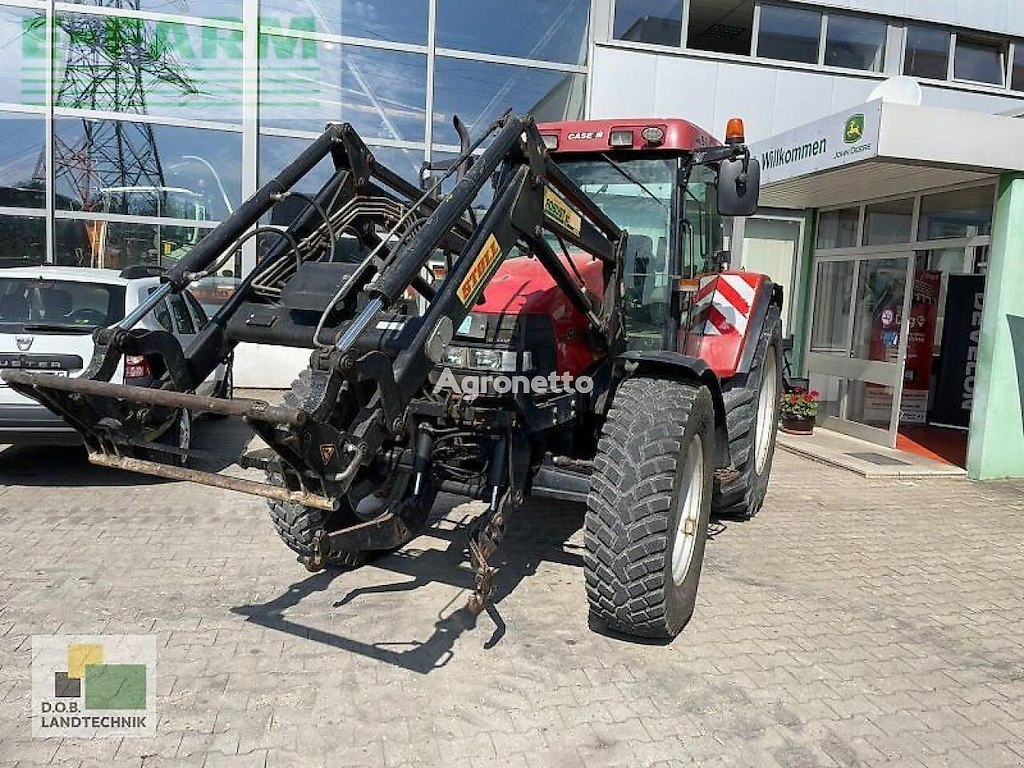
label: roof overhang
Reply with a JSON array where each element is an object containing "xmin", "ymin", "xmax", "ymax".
[{"xmin": 749, "ymin": 100, "xmax": 1024, "ymax": 209}]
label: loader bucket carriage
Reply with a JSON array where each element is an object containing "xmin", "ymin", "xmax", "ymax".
[{"xmin": 4, "ymin": 114, "xmax": 781, "ymax": 638}]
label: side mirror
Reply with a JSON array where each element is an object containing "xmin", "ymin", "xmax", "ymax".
[{"xmin": 717, "ymin": 156, "xmax": 760, "ymax": 217}]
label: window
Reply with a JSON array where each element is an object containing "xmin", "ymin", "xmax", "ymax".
[
  {"xmin": 437, "ymin": 0, "xmax": 590, "ymax": 65},
  {"xmin": 259, "ymin": 39, "xmax": 427, "ymax": 142},
  {"xmin": 1, "ymin": 6, "xmax": 46, "ymax": 107},
  {"xmin": 53, "ymin": 14, "xmax": 244, "ymax": 122},
  {"xmin": 68, "ymin": 1, "xmax": 241, "ymax": 19},
  {"xmin": 260, "ymin": 0, "xmax": 428, "ymax": 45},
  {"xmin": 918, "ymin": 186, "xmax": 995, "ymax": 241},
  {"xmin": 432, "ymin": 58, "xmax": 585, "ymax": 146},
  {"xmin": 0, "ymin": 113, "xmax": 45, "ymax": 210},
  {"xmin": 825, "ymin": 14, "xmax": 887, "ymax": 72},
  {"xmin": 169, "ymin": 295, "xmax": 196, "ymax": 335},
  {"xmin": 953, "ymin": 34, "xmax": 1006, "ymax": 86},
  {"xmin": 613, "ymin": 0, "xmax": 682, "ymax": 47},
  {"xmin": 54, "ymin": 119, "xmax": 242, "ymax": 220},
  {"xmin": 810, "ymin": 260, "xmax": 855, "ymax": 353},
  {"xmin": 862, "ymin": 198, "xmax": 913, "ymax": 246},
  {"xmin": 0, "ymin": 277, "xmax": 126, "ymax": 331},
  {"xmin": 153, "ymin": 299, "xmax": 173, "ymax": 333},
  {"xmin": 756, "ymin": 5, "xmax": 822, "ymax": 65},
  {"xmin": 686, "ymin": 0, "xmax": 754, "ymax": 56},
  {"xmin": 0, "ymin": 216, "xmax": 46, "ymax": 266},
  {"xmin": 1012, "ymin": 42, "xmax": 1024, "ymax": 91},
  {"xmin": 904, "ymin": 25, "xmax": 950, "ymax": 80},
  {"xmin": 816, "ymin": 208, "xmax": 858, "ymax": 250},
  {"xmin": 183, "ymin": 291, "xmax": 209, "ymax": 330}
]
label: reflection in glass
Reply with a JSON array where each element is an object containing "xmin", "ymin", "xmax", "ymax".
[
  {"xmin": 1013, "ymin": 42, "xmax": 1024, "ymax": 91},
  {"xmin": 757, "ymin": 5, "xmax": 821, "ymax": 64},
  {"xmin": 851, "ymin": 257, "xmax": 907, "ymax": 362},
  {"xmin": 824, "ymin": 14, "xmax": 886, "ymax": 72},
  {"xmin": 0, "ymin": 6, "xmax": 47, "ymax": 106},
  {"xmin": 862, "ymin": 198, "xmax": 913, "ymax": 246},
  {"xmin": 808, "ymin": 371, "xmax": 842, "ymax": 420},
  {"xmin": 816, "ymin": 207, "xmax": 858, "ymax": 249},
  {"xmin": 260, "ymin": 39, "xmax": 427, "ymax": 141},
  {"xmin": 63, "ymin": 1, "xmax": 241, "ymax": 20},
  {"xmin": 260, "ymin": 0, "xmax": 428, "ymax": 44},
  {"xmin": 0, "ymin": 215, "xmax": 46, "ymax": 266},
  {"xmin": 259, "ymin": 136, "xmax": 424, "ymax": 256},
  {"xmin": 809, "ymin": 260, "xmax": 854, "ymax": 353},
  {"xmin": 846, "ymin": 379, "xmax": 895, "ymax": 429},
  {"xmin": 918, "ymin": 186, "xmax": 994, "ymax": 241},
  {"xmin": 259, "ymin": 134, "xmax": 337, "ymax": 228},
  {"xmin": 54, "ymin": 13, "xmax": 243, "ymax": 122},
  {"xmin": 613, "ymin": 0, "xmax": 682, "ymax": 47},
  {"xmin": 687, "ymin": 0, "xmax": 754, "ymax": 56},
  {"xmin": 954, "ymin": 35, "xmax": 1005, "ymax": 85},
  {"xmin": 0, "ymin": 113, "xmax": 46, "ymax": 209},
  {"xmin": 54, "ymin": 118, "xmax": 241, "ymax": 220},
  {"xmin": 433, "ymin": 58, "xmax": 585, "ymax": 145},
  {"xmin": 56, "ymin": 216, "xmax": 216, "ymax": 271},
  {"xmin": 437, "ymin": 0, "xmax": 590, "ymax": 65},
  {"xmin": 904, "ymin": 25, "xmax": 950, "ymax": 80}
]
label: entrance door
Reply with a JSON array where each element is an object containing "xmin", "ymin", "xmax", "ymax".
[{"xmin": 805, "ymin": 253, "xmax": 913, "ymax": 446}]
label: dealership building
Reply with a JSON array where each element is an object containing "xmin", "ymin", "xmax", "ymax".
[{"xmin": 1, "ymin": 0, "xmax": 1022, "ymax": 478}]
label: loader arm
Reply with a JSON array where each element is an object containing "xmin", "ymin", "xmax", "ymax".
[{"xmin": 3, "ymin": 115, "xmax": 626, "ymax": 512}]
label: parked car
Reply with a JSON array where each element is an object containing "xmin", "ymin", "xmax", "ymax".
[{"xmin": 0, "ymin": 266, "xmax": 232, "ymax": 451}]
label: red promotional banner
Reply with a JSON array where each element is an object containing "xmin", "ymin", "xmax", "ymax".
[{"xmin": 900, "ymin": 270, "xmax": 941, "ymax": 424}]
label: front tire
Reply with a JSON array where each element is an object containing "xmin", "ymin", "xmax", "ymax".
[
  {"xmin": 713, "ymin": 307, "xmax": 782, "ymax": 520},
  {"xmin": 585, "ymin": 377, "xmax": 715, "ymax": 639}
]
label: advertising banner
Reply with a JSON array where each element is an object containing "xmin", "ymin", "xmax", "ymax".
[
  {"xmin": 899, "ymin": 270, "xmax": 941, "ymax": 424},
  {"xmin": 932, "ymin": 275, "xmax": 986, "ymax": 428},
  {"xmin": 748, "ymin": 100, "xmax": 883, "ymax": 185}
]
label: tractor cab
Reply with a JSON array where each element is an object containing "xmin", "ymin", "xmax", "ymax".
[{"xmin": 539, "ymin": 118, "xmax": 760, "ymax": 367}]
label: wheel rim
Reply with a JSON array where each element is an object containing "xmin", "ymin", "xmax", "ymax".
[
  {"xmin": 754, "ymin": 347, "xmax": 778, "ymax": 476},
  {"xmin": 671, "ymin": 435, "xmax": 705, "ymax": 586}
]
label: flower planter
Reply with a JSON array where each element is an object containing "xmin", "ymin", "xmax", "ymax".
[{"xmin": 780, "ymin": 413, "xmax": 815, "ymax": 435}]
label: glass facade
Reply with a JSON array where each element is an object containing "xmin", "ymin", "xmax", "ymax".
[{"xmin": 0, "ymin": 0, "xmax": 589, "ymax": 270}]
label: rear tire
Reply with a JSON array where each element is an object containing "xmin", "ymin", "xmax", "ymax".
[
  {"xmin": 585, "ymin": 377, "xmax": 715, "ymax": 639},
  {"xmin": 713, "ymin": 306, "xmax": 782, "ymax": 520}
]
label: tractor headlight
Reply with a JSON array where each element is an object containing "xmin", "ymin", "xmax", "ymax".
[
  {"xmin": 443, "ymin": 346, "xmax": 533, "ymax": 373},
  {"xmin": 444, "ymin": 346, "xmax": 469, "ymax": 368}
]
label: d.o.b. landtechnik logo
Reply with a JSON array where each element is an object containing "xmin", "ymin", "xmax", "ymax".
[{"xmin": 32, "ymin": 635, "xmax": 156, "ymax": 737}]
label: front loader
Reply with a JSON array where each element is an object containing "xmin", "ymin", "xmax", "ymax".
[{"xmin": 4, "ymin": 113, "xmax": 780, "ymax": 639}]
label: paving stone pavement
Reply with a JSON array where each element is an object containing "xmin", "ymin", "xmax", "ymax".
[{"xmin": 0, "ymin": 425, "xmax": 1023, "ymax": 768}]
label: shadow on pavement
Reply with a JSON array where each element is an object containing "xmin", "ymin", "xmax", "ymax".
[{"xmin": 232, "ymin": 500, "xmax": 584, "ymax": 673}]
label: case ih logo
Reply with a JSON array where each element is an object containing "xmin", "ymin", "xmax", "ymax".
[{"xmin": 566, "ymin": 131, "xmax": 604, "ymax": 141}]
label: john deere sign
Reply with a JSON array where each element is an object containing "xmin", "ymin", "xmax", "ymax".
[
  {"xmin": 844, "ymin": 114, "xmax": 865, "ymax": 144},
  {"xmin": 751, "ymin": 100, "xmax": 882, "ymax": 185}
]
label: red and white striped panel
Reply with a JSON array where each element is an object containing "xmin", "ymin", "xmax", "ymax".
[{"xmin": 689, "ymin": 273, "xmax": 759, "ymax": 336}]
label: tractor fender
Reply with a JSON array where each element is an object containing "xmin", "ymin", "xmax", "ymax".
[
  {"xmin": 615, "ymin": 351, "xmax": 731, "ymax": 470},
  {"xmin": 735, "ymin": 279, "xmax": 784, "ymax": 376}
]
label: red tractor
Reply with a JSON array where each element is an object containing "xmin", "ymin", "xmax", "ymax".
[{"xmin": 6, "ymin": 113, "xmax": 781, "ymax": 640}]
